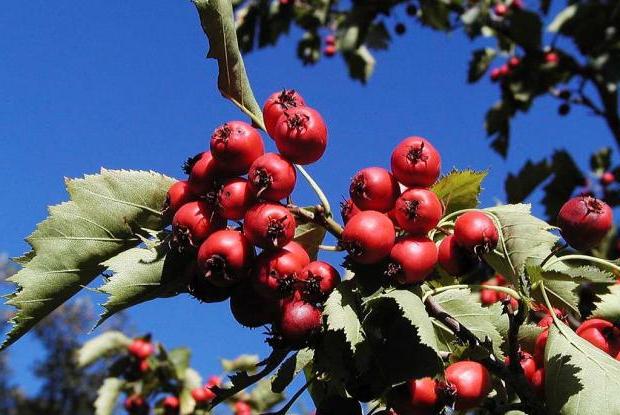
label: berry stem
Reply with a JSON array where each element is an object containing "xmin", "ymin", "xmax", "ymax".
[
  {"xmin": 318, "ymin": 244, "xmax": 343, "ymax": 251},
  {"xmin": 422, "ymin": 284, "xmax": 521, "ymax": 303},
  {"xmin": 295, "ymin": 164, "xmax": 332, "ymax": 216},
  {"xmin": 542, "ymin": 254, "xmax": 620, "ymax": 273}
]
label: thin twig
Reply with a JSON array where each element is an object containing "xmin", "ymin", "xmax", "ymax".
[{"xmin": 261, "ymin": 379, "xmax": 312, "ymax": 415}]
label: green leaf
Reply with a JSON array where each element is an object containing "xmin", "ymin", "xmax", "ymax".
[
  {"xmin": 343, "ymin": 46, "xmax": 376, "ymax": 84},
  {"xmin": 431, "ymin": 169, "xmax": 487, "ymax": 215},
  {"xmin": 505, "ymin": 158, "xmax": 553, "ymax": 203},
  {"xmin": 180, "ymin": 368, "xmax": 202, "ymax": 415},
  {"xmin": 548, "ymin": 5, "xmax": 577, "ymax": 32},
  {"xmin": 292, "ymin": 207, "xmax": 327, "ymax": 260},
  {"xmin": 592, "ymin": 284, "xmax": 620, "ymax": 321},
  {"xmin": 193, "ymin": 0, "xmax": 263, "ymax": 125},
  {"xmin": 169, "ymin": 347, "xmax": 192, "ymax": 380},
  {"xmin": 77, "ymin": 330, "xmax": 132, "ymax": 367},
  {"xmin": 96, "ymin": 244, "xmax": 187, "ymax": 328},
  {"xmin": 590, "ymin": 147, "xmax": 612, "ymax": 174},
  {"xmin": 271, "ymin": 348, "xmax": 314, "ymax": 393},
  {"xmin": 507, "ymin": 9, "xmax": 542, "ymax": 50},
  {"xmin": 433, "ymin": 288, "xmax": 504, "ymax": 357},
  {"xmin": 221, "ymin": 354, "xmax": 260, "ymax": 373},
  {"xmin": 323, "ymin": 280, "xmax": 364, "ymax": 353},
  {"xmin": 545, "ymin": 322, "xmax": 620, "ymax": 414},
  {"xmin": 249, "ymin": 378, "xmax": 285, "ymax": 412},
  {"xmin": 366, "ymin": 22, "xmax": 391, "ymax": 50},
  {"xmin": 419, "ymin": 0, "xmax": 451, "ymax": 30},
  {"xmin": 484, "ymin": 204, "xmax": 558, "ymax": 285},
  {"xmin": 468, "ymin": 48, "xmax": 496, "ymax": 83},
  {"xmin": 541, "ymin": 151, "xmax": 584, "ymax": 222},
  {"xmin": 94, "ymin": 377, "xmax": 125, "ymax": 415},
  {"xmin": 2, "ymin": 169, "xmax": 173, "ymax": 350},
  {"xmin": 485, "ymin": 101, "xmax": 512, "ymax": 158}
]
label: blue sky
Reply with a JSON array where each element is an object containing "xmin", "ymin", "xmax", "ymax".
[{"xmin": 0, "ymin": 0, "xmax": 615, "ymax": 411}]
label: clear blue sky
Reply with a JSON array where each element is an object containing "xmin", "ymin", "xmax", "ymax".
[{"xmin": 0, "ymin": 0, "xmax": 614, "ymax": 410}]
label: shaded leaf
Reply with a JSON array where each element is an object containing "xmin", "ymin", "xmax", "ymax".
[
  {"xmin": 485, "ymin": 101, "xmax": 512, "ymax": 158},
  {"xmin": 542, "ymin": 151, "xmax": 584, "ymax": 222},
  {"xmin": 95, "ymin": 377, "xmax": 125, "ymax": 415},
  {"xmin": 77, "ymin": 331, "xmax": 132, "ymax": 367},
  {"xmin": 366, "ymin": 22, "xmax": 391, "ymax": 50},
  {"xmin": 169, "ymin": 347, "xmax": 191, "ymax": 380},
  {"xmin": 592, "ymin": 284, "xmax": 620, "ymax": 321},
  {"xmin": 507, "ymin": 9, "xmax": 542, "ymax": 50},
  {"xmin": 431, "ymin": 169, "xmax": 487, "ymax": 215},
  {"xmin": 343, "ymin": 46, "xmax": 376, "ymax": 84},
  {"xmin": 292, "ymin": 206, "xmax": 327, "ymax": 260},
  {"xmin": 271, "ymin": 348, "xmax": 314, "ymax": 393},
  {"xmin": 180, "ymin": 368, "xmax": 202, "ymax": 415},
  {"xmin": 323, "ymin": 280, "xmax": 364, "ymax": 353},
  {"xmin": 468, "ymin": 48, "xmax": 496, "ymax": 83},
  {"xmin": 590, "ymin": 147, "xmax": 612, "ymax": 174},
  {"xmin": 505, "ymin": 158, "xmax": 552, "ymax": 203},
  {"xmin": 249, "ymin": 377, "xmax": 285, "ymax": 412},
  {"xmin": 2, "ymin": 169, "xmax": 173, "ymax": 350},
  {"xmin": 222, "ymin": 354, "xmax": 260, "ymax": 373}
]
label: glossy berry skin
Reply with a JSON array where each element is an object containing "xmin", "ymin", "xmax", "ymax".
[
  {"xmin": 282, "ymin": 241, "xmax": 311, "ymax": 267},
  {"xmin": 210, "ymin": 121, "xmax": 264, "ymax": 176},
  {"xmin": 172, "ymin": 201, "xmax": 225, "ymax": 249},
  {"xmin": 394, "ymin": 188, "xmax": 443, "ymax": 234},
  {"xmin": 408, "ymin": 377, "xmax": 438, "ymax": 410},
  {"xmin": 273, "ymin": 106, "xmax": 327, "ymax": 165},
  {"xmin": 341, "ymin": 199, "xmax": 361, "ymax": 224},
  {"xmin": 164, "ymin": 181, "xmax": 194, "ymax": 217},
  {"xmin": 230, "ymin": 282, "xmax": 278, "ymax": 328},
  {"xmin": 531, "ymin": 368, "xmax": 545, "ymax": 397},
  {"xmin": 128, "ymin": 339, "xmax": 154, "ymax": 360},
  {"xmin": 494, "ymin": 3, "xmax": 508, "ymax": 16},
  {"xmin": 576, "ymin": 318, "xmax": 620, "ymax": 356},
  {"xmin": 480, "ymin": 289, "xmax": 498, "ymax": 305},
  {"xmin": 248, "ymin": 153, "xmax": 296, "ymax": 201},
  {"xmin": 324, "ymin": 44, "xmax": 336, "ymax": 57},
  {"xmin": 298, "ymin": 261, "xmax": 341, "ymax": 301},
  {"xmin": 197, "ymin": 230, "xmax": 255, "ymax": 287},
  {"xmin": 263, "ymin": 89, "xmax": 306, "ymax": 139},
  {"xmin": 217, "ymin": 177, "xmax": 255, "ymax": 220},
  {"xmin": 545, "ymin": 51, "xmax": 559, "ymax": 64},
  {"xmin": 504, "ymin": 351, "xmax": 537, "ymax": 380},
  {"xmin": 349, "ymin": 167, "xmax": 401, "ymax": 213},
  {"xmin": 188, "ymin": 152, "xmax": 221, "ymax": 196},
  {"xmin": 316, "ymin": 395, "xmax": 362, "ymax": 415},
  {"xmin": 453, "ymin": 211, "xmax": 499, "ymax": 255},
  {"xmin": 391, "ymin": 137, "xmax": 441, "ymax": 187},
  {"xmin": 490, "ymin": 67, "xmax": 502, "ymax": 82},
  {"xmin": 279, "ymin": 298, "xmax": 322, "ymax": 343},
  {"xmin": 557, "ymin": 196, "xmax": 613, "ymax": 250},
  {"xmin": 388, "ymin": 236, "xmax": 438, "ymax": 284},
  {"xmin": 438, "ymin": 235, "xmax": 474, "ymax": 276},
  {"xmin": 163, "ymin": 396, "xmax": 180, "ymax": 412},
  {"xmin": 444, "ymin": 361, "xmax": 492, "ymax": 410},
  {"xmin": 601, "ymin": 171, "xmax": 615, "ymax": 186},
  {"xmin": 534, "ymin": 330, "xmax": 549, "ymax": 365},
  {"xmin": 234, "ymin": 401, "xmax": 253, "ymax": 415},
  {"xmin": 341, "ymin": 211, "xmax": 396, "ymax": 264},
  {"xmin": 252, "ymin": 249, "xmax": 305, "ymax": 299},
  {"xmin": 243, "ymin": 202, "xmax": 296, "ymax": 249}
]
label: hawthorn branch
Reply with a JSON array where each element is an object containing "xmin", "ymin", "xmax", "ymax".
[
  {"xmin": 288, "ymin": 204, "xmax": 344, "ymax": 238},
  {"xmin": 424, "ymin": 295, "xmax": 545, "ymax": 415},
  {"xmin": 505, "ymin": 299, "xmax": 527, "ymax": 377}
]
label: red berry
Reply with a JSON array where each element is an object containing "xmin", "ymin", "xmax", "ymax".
[
  {"xmin": 437, "ymin": 235, "xmax": 474, "ymax": 276},
  {"xmin": 388, "ymin": 236, "xmax": 438, "ymax": 284},
  {"xmin": 341, "ymin": 198, "xmax": 361, "ymax": 224},
  {"xmin": 508, "ymin": 56, "xmax": 520, "ymax": 68},
  {"xmin": 216, "ymin": 177, "xmax": 256, "ymax": 220},
  {"xmin": 490, "ymin": 67, "xmax": 502, "ymax": 82},
  {"xmin": 197, "ymin": 229, "xmax": 255, "ymax": 287},
  {"xmin": 128, "ymin": 339, "xmax": 154, "ymax": 360},
  {"xmin": 124, "ymin": 395, "xmax": 148, "ymax": 413},
  {"xmin": 601, "ymin": 171, "xmax": 615, "ymax": 186},
  {"xmin": 498, "ymin": 64, "xmax": 510, "ymax": 77},
  {"xmin": 444, "ymin": 361, "xmax": 492, "ymax": 410},
  {"xmin": 172, "ymin": 201, "xmax": 225, "ymax": 249},
  {"xmin": 349, "ymin": 167, "xmax": 401, "ymax": 213},
  {"xmin": 453, "ymin": 211, "xmax": 499, "ymax": 255},
  {"xmin": 341, "ymin": 211, "xmax": 396, "ymax": 264},
  {"xmin": 191, "ymin": 387, "xmax": 213, "ymax": 404},
  {"xmin": 298, "ymin": 260, "xmax": 341, "ymax": 301},
  {"xmin": 230, "ymin": 282, "xmax": 279, "ymax": 327},
  {"xmin": 243, "ymin": 202, "xmax": 296, "ymax": 249},
  {"xmin": 234, "ymin": 401, "xmax": 253, "ymax": 415},
  {"xmin": 163, "ymin": 396, "xmax": 180, "ymax": 411},
  {"xmin": 263, "ymin": 89, "xmax": 306, "ymax": 139},
  {"xmin": 273, "ymin": 106, "xmax": 328, "ymax": 165},
  {"xmin": 282, "ymin": 240, "xmax": 311, "ymax": 267},
  {"xmin": 480, "ymin": 289, "xmax": 498, "ymax": 305},
  {"xmin": 576, "ymin": 318, "xmax": 620, "ymax": 356},
  {"xmin": 534, "ymin": 329, "xmax": 549, "ymax": 365},
  {"xmin": 210, "ymin": 121, "xmax": 264, "ymax": 175},
  {"xmin": 138, "ymin": 359, "xmax": 150, "ymax": 373},
  {"xmin": 391, "ymin": 137, "xmax": 441, "ymax": 187},
  {"xmin": 187, "ymin": 152, "xmax": 221, "ymax": 196},
  {"xmin": 187, "ymin": 262, "xmax": 233, "ymax": 303},
  {"xmin": 394, "ymin": 188, "xmax": 443, "ymax": 234},
  {"xmin": 494, "ymin": 3, "xmax": 508, "ymax": 16},
  {"xmin": 324, "ymin": 44, "xmax": 336, "ymax": 57},
  {"xmin": 279, "ymin": 298, "xmax": 322, "ymax": 342},
  {"xmin": 531, "ymin": 368, "xmax": 545, "ymax": 397},
  {"xmin": 557, "ymin": 196, "xmax": 613, "ymax": 250},
  {"xmin": 545, "ymin": 51, "xmax": 559, "ymax": 64},
  {"xmin": 504, "ymin": 351, "xmax": 537, "ymax": 380},
  {"xmin": 164, "ymin": 181, "xmax": 194, "ymax": 217},
  {"xmin": 408, "ymin": 377, "xmax": 438, "ymax": 409},
  {"xmin": 252, "ymin": 249, "xmax": 305, "ymax": 299},
  {"xmin": 325, "ymin": 34, "xmax": 336, "ymax": 45},
  {"xmin": 248, "ymin": 153, "xmax": 297, "ymax": 201}
]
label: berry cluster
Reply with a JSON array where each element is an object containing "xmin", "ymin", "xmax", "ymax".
[
  {"xmin": 164, "ymin": 90, "xmax": 336, "ymax": 345},
  {"xmin": 480, "ymin": 274, "xmax": 518, "ymax": 310}
]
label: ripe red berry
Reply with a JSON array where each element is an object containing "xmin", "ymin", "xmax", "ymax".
[
  {"xmin": 252, "ymin": 249, "xmax": 305, "ymax": 299},
  {"xmin": 325, "ymin": 34, "xmax": 336, "ymax": 45},
  {"xmin": 393, "ymin": 188, "xmax": 443, "ymax": 234},
  {"xmin": 601, "ymin": 171, "xmax": 615, "ymax": 186},
  {"xmin": 298, "ymin": 260, "xmax": 341, "ymax": 301},
  {"xmin": 557, "ymin": 196, "xmax": 613, "ymax": 250},
  {"xmin": 273, "ymin": 106, "xmax": 328, "ymax": 165},
  {"xmin": 216, "ymin": 177, "xmax": 255, "ymax": 220},
  {"xmin": 391, "ymin": 136, "xmax": 441, "ymax": 187},
  {"xmin": 278, "ymin": 298, "xmax": 322, "ymax": 342},
  {"xmin": 498, "ymin": 64, "xmax": 510, "ymax": 77},
  {"xmin": 444, "ymin": 361, "xmax": 492, "ymax": 410},
  {"xmin": 124, "ymin": 395, "xmax": 148, "ymax": 413},
  {"xmin": 534, "ymin": 329, "xmax": 549, "ymax": 365},
  {"xmin": 172, "ymin": 201, "xmax": 225, "ymax": 249},
  {"xmin": 243, "ymin": 202, "xmax": 296, "ymax": 249},
  {"xmin": 341, "ymin": 211, "xmax": 396, "ymax": 264},
  {"xmin": 576, "ymin": 318, "xmax": 620, "ymax": 356},
  {"xmin": 504, "ymin": 351, "xmax": 537, "ymax": 380},
  {"xmin": 234, "ymin": 401, "xmax": 253, "ymax": 415},
  {"xmin": 187, "ymin": 262, "xmax": 233, "ymax": 303},
  {"xmin": 324, "ymin": 44, "xmax": 337, "ymax": 57},
  {"xmin": 248, "ymin": 153, "xmax": 297, "ymax": 201},
  {"xmin": 263, "ymin": 89, "xmax": 306, "ymax": 139},
  {"xmin": 494, "ymin": 3, "xmax": 508, "ymax": 16},
  {"xmin": 349, "ymin": 167, "xmax": 401, "ymax": 213},
  {"xmin": 128, "ymin": 339, "xmax": 154, "ymax": 360},
  {"xmin": 340, "ymin": 198, "xmax": 361, "ymax": 224},
  {"xmin": 480, "ymin": 288, "xmax": 498, "ymax": 305},
  {"xmin": 545, "ymin": 51, "xmax": 559, "ymax": 64},
  {"xmin": 282, "ymin": 240, "xmax": 311, "ymax": 267},
  {"xmin": 531, "ymin": 368, "xmax": 545, "ymax": 397},
  {"xmin": 453, "ymin": 211, "xmax": 499, "ymax": 255},
  {"xmin": 209, "ymin": 121, "xmax": 264, "ymax": 176},
  {"xmin": 138, "ymin": 359, "xmax": 150, "ymax": 373},
  {"xmin": 230, "ymin": 282, "xmax": 278, "ymax": 328},
  {"xmin": 164, "ymin": 181, "xmax": 194, "ymax": 217},
  {"xmin": 387, "ymin": 236, "xmax": 438, "ymax": 284},
  {"xmin": 490, "ymin": 67, "xmax": 502, "ymax": 82},
  {"xmin": 438, "ymin": 235, "xmax": 474, "ymax": 276},
  {"xmin": 187, "ymin": 151, "xmax": 221, "ymax": 196},
  {"xmin": 408, "ymin": 377, "xmax": 439, "ymax": 410},
  {"xmin": 163, "ymin": 396, "xmax": 180, "ymax": 412},
  {"xmin": 508, "ymin": 56, "xmax": 520, "ymax": 69},
  {"xmin": 197, "ymin": 230, "xmax": 255, "ymax": 287}
]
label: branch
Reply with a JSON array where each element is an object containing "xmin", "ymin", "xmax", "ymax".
[
  {"xmin": 288, "ymin": 204, "xmax": 343, "ymax": 239},
  {"xmin": 261, "ymin": 379, "xmax": 311, "ymax": 415},
  {"xmin": 506, "ymin": 298, "xmax": 527, "ymax": 376}
]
